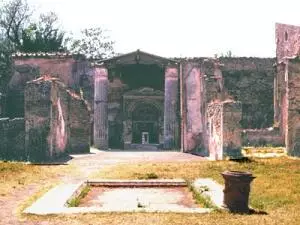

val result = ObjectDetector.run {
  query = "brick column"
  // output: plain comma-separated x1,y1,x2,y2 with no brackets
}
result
164,66,179,149
93,67,108,149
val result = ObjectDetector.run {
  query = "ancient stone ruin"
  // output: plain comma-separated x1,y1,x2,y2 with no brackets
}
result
1,23,300,161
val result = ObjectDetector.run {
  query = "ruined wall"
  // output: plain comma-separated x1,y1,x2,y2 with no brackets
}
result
25,77,91,161
242,129,284,146
68,90,91,153
7,65,39,117
0,118,25,161
0,118,9,159
181,57,274,152
206,103,223,159
108,77,127,148
275,23,300,139
206,101,242,160
180,57,275,130
222,101,242,158
286,58,300,156
25,78,69,161
220,58,275,128
182,62,204,152
9,55,91,118
13,56,89,88
276,23,300,62
0,93,6,117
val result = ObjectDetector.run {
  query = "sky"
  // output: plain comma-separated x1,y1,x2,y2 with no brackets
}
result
26,0,300,58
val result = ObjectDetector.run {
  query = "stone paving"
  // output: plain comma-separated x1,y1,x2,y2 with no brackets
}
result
67,148,206,180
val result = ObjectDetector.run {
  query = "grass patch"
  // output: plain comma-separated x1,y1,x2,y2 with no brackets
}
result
134,172,159,179
91,157,300,212
5,155,300,225
186,180,215,208
0,161,74,196
243,147,285,154
67,185,91,207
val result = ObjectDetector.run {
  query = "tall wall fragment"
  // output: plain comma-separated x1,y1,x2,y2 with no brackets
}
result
285,58,300,156
25,78,69,161
206,101,242,160
25,76,90,162
182,62,204,152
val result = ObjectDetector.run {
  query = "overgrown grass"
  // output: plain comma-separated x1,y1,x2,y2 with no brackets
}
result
186,180,215,208
5,156,300,225
91,157,300,212
0,161,74,196
67,185,91,207
135,172,159,179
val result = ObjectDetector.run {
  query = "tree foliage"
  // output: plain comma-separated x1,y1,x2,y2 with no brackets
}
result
0,0,65,52
21,12,65,52
0,0,31,48
0,38,13,93
69,27,115,59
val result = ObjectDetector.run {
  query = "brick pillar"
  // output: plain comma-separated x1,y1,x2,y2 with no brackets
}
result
164,66,179,149
93,67,108,149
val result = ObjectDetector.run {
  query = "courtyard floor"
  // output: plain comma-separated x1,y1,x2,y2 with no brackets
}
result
1,149,300,225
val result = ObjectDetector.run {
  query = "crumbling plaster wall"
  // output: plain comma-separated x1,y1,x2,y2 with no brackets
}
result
25,78,69,161
181,57,274,152
206,101,242,160
276,23,300,62
9,56,91,118
180,57,275,130
275,23,300,140
286,58,300,156
182,62,204,152
25,77,90,161
14,57,89,88
68,90,91,153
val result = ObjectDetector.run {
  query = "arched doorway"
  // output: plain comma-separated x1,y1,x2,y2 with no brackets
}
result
132,103,159,144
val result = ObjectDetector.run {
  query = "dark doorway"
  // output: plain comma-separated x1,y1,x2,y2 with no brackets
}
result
132,103,159,144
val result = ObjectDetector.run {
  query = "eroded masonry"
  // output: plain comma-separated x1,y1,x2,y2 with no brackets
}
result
1,23,300,161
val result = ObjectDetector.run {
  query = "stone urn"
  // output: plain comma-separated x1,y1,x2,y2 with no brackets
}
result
221,171,255,214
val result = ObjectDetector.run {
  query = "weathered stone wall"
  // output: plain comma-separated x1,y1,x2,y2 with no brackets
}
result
181,57,274,152
222,101,242,158
220,58,275,129
25,78,68,161
182,62,204,152
181,57,275,129
0,117,25,161
0,93,6,117
25,77,91,161
206,103,223,159
286,58,300,156
9,55,91,118
108,77,127,149
276,23,300,63
7,65,39,117
13,56,89,88
206,101,242,160
275,23,300,141
242,129,284,146
0,118,9,159
68,90,91,153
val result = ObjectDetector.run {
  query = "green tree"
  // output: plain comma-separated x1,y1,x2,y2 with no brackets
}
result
69,27,115,59
21,12,65,52
0,0,31,48
0,38,13,93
